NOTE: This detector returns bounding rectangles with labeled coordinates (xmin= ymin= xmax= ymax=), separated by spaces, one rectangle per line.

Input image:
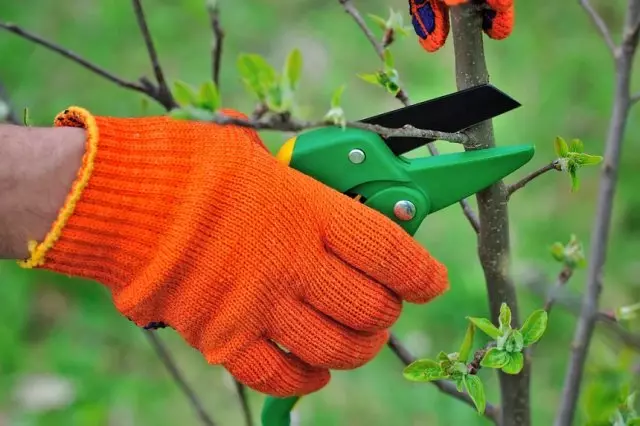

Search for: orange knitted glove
xmin=20 ymin=107 xmax=449 ymax=397
xmin=409 ymin=0 xmax=514 ymax=53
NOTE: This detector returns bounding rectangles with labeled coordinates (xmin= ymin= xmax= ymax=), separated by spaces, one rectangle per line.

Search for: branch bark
xmin=207 ymin=0 xmax=225 ymax=87
xmin=449 ymin=4 xmax=530 ymax=426
xmin=0 ymin=21 xmax=172 ymax=109
xmin=554 ymin=1 xmax=640 ymax=424
xmin=131 ymin=0 xmax=175 ymax=109
xmin=144 ymin=331 xmax=216 ymax=426
xmin=233 ymin=377 xmax=254 ymax=426
xmin=507 ymin=161 xmax=561 ymax=199
xmin=579 ymin=0 xmax=617 ymax=56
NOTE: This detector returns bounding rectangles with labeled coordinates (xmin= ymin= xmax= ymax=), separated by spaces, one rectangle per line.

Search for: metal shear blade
xmin=360 ymin=83 xmax=521 ymax=155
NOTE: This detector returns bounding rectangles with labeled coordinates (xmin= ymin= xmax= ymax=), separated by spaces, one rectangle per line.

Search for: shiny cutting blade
xmin=359 ymin=84 xmax=521 ymax=156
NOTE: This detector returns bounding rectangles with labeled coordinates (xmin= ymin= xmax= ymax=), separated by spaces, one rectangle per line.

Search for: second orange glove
xmin=409 ymin=0 xmax=514 ymax=53
xmin=19 ymin=107 xmax=449 ymax=397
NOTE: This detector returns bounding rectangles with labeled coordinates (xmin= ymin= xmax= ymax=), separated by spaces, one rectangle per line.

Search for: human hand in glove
xmin=7 ymin=107 xmax=449 ymax=397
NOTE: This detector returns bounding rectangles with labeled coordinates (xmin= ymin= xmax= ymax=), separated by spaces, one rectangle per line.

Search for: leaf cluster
xmin=403 ymin=303 xmax=549 ymax=415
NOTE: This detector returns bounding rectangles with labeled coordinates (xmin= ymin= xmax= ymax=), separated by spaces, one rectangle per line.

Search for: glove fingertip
xmin=410 ymin=0 xmax=451 ymax=53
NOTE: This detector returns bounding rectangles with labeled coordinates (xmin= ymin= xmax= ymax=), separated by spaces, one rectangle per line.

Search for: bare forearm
xmin=0 ymin=124 xmax=85 ymax=259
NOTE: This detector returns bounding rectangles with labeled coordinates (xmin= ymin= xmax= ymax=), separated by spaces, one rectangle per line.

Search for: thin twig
xmin=523 ymin=273 xmax=640 ymax=352
xmin=207 ymin=1 xmax=225 ymax=88
xmin=131 ymin=0 xmax=176 ymax=109
xmin=554 ymin=1 xmax=640 ymax=424
xmin=205 ymin=111 xmax=471 ymax=144
xmin=631 ymin=92 xmax=640 ymax=105
xmin=507 ymin=161 xmax=561 ymax=199
xmin=544 ymin=265 xmax=575 ymax=313
xmin=387 ymin=333 xmax=500 ymax=423
xmin=338 ymin=0 xmax=410 ymax=105
xmin=233 ymin=378 xmax=253 ymax=426
xmin=337 ymin=0 xmax=480 ymax=233
xmin=144 ymin=331 xmax=216 ymax=426
xmin=579 ymin=0 xmax=617 ymax=56
xmin=0 ymin=22 xmax=165 ymax=103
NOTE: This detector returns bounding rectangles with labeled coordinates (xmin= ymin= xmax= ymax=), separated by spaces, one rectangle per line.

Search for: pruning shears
xmin=263 ymin=84 xmax=534 ymax=425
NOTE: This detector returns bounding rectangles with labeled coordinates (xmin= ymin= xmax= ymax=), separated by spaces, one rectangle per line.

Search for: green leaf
xmin=505 ymin=330 xmax=524 ymax=353
xmin=437 ymin=351 xmax=449 ymax=362
xmin=383 ymin=48 xmax=394 ymax=69
xmin=367 ymin=13 xmax=388 ymax=30
xmin=198 ymin=81 xmax=220 ymax=111
xmin=284 ymin=48 xmax=303 ymax=91
xmin=453 ymin=362 xmax=467 ymax=374
xmin=237 ymin=53 xmax=277 ymax=102
xmin=569 ymin=166 xmax=580 ymax=192
xmin=617 ymin=303 xmax=640 ymax=321
xmin=466 ymin=317 xmax=501 ymax=339
xmin=330 ymin=85 xmax=346 ymax=109
xmin=501 ymin=352 xmax=524 ymax=374
xmin=480 ymin=347 xmax=509 ymax=369
xmin=569 ymin=138 xmax=584 ymax=153
xmin=550 ymin=242 xmax=566 ymax=262
xmin=173 ymin=80 xmax=199 ymax=107
xmin=520 ymin=309 xmax=548 ymax=346
xmin=575 ymin=153 xmax=603 ymax=166
xmin=358 ymin=73 xmax=383 ymax=87
xmin=458 ymin=323 xmax=475 ymax=363
xmin=22 ymin=107 xmax=30 ymax=126
xmin=627 ymin=418 xmax=640 ymax=425
xmin=463 ymin=374 xmax=486 ymax=414
xmin=554 ymin=136 xmax=569 ymax=157
xmin=169 ymin=105 xmax=215 ymax=122
xmin=454 ymin=375 xmax=465 ymax=392
xmin=403 ymin=359 xmax=449 ymax=382
xmin=324 ymin=107 xmax=346 ymax=129
xmin=499 ymin=303 xmax=512 ymax=332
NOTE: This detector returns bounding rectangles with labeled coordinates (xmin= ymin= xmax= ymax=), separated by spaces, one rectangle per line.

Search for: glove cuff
xmin=18 ymin=106 xmax=264 ymax=318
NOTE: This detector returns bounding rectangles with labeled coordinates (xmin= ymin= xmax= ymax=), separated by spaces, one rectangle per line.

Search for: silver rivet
xmin=348 ymin=149 xmax=366 ymax=164
xmin=394 ymin=200 xmax=416 ymax=221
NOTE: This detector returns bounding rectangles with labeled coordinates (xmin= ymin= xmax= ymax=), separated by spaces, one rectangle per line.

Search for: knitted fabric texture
xmin=21 ymin=107 xmax=449 ymax=397
xmin=410 ymin=0 xmax=515 ymax=52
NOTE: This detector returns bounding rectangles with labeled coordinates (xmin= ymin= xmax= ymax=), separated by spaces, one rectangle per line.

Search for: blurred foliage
xmin=0 ymin=0 xmax=639 ymax=425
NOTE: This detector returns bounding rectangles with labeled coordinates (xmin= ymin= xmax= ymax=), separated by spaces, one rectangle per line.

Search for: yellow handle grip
xmin=276 ymin=136 xmax=297 ymax=165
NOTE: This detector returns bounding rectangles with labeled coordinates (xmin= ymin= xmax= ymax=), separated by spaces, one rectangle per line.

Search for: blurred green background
xmin=1 ymin=0 xmax=639 ymax=425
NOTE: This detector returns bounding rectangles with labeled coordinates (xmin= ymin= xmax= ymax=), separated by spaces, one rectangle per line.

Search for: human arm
xmin=0 ymin=123 xmax=84 ymax=259
xmin=1 ymin=107 xmax=448 ymax=397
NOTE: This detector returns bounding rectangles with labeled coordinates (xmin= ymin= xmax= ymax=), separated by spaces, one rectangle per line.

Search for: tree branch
xmin=204 ymin=111 xmax=471 ymax=143
xmin=387 ymin=333 xmax=500 ymax=423
xmin=507 ymin=161 xmax=561 ymax=199
xmin=523 ymin=273 xmax=640 ymax=352
xmin=450 ymin=4 xmax=530 ymax=426
xmin=131 ymin=0 xmax=176 ymax=109
xmin=233 ymin=378 xmax=253 ymax=426
xmin=0 ymin=22 xmax=172 ymax=105
xmin=579 ymin=0 xmax=617 ymax=56
xmin=544 ymin=265 xmax=575 ymax=313
xmin=144 ymin=330 xmax=216 ymax=426
xmin=207 ymin=0 xmax=225 ymax=88
xmin=554 ymin=0 xmax=640 ymax=424
xmin=337 ymin=0 xmax=480 ymax=233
